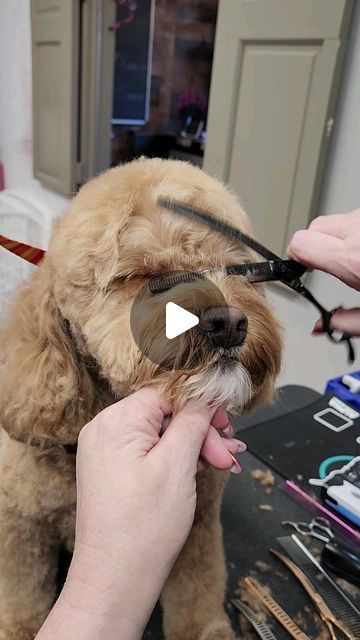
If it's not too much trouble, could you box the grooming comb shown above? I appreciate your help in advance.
[149,270,206,293]
[270,547,356,640]
[243,576,311,640]
[157,197,355,362]
[232,599,279,640]
[277,535,360,637]
[148,261,306,294]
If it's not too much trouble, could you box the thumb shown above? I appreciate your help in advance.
[313,308,360,337]
[158,402,217,469]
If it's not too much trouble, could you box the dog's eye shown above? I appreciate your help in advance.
[113,272,159,285]
[129,273,153,280]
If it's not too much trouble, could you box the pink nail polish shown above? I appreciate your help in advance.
[229,452,242,474]
[236,440,247,452]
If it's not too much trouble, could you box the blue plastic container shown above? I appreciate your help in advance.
[325,370,360,411]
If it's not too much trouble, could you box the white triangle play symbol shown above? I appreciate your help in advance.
[165,302,199,339]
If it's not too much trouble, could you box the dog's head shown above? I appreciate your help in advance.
[47,158,282,414]
[0,158,282,444]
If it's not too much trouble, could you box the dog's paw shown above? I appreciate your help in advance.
[199,620,236,640]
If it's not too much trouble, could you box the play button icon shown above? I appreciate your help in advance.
[165,302,199,339]
[130,270,229,371]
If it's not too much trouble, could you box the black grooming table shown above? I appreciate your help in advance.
[144,385,360,639]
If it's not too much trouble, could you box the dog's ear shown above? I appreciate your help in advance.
[0,268,95,445]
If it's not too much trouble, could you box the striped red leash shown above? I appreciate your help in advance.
[0,234,45,266]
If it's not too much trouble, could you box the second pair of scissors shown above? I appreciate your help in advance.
[282,516,334,543]
[282,517,360,585]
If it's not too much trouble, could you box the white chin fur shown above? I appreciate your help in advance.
[185,362,253,410]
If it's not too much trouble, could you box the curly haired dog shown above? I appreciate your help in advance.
[0,158,282,640]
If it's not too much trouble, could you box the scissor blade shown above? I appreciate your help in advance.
[148,261,307,294]
[228,261,307,283]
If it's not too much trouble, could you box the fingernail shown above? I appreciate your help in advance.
[223,422,234,436]
[229,452,242,474]
[236,440,247,452]
[311,328,324,335]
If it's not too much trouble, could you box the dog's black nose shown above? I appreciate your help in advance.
[198,306,248,348]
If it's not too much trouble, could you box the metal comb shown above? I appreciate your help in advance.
[232,599,279,640]
[277,535,360,637]
[243,576,311,640]
[148,261,306,293]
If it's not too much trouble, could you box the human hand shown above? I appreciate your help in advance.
[58,388,245,639]
[287,210,360,336]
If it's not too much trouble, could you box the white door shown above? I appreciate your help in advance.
[204,0,354,254]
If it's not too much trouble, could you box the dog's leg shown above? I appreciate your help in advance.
[161,469,235,640]
[0,503,59,640]
[0,438,75,640]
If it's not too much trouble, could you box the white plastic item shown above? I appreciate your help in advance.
[342,374,360,394]
[0,191,54,246]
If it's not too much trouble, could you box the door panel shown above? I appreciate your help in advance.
[79,0,116,183]
[31,0,79,196]
[229,43,320,250]
[204,0,354,254]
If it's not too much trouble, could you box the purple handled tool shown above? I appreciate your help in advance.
[282,480,360,548]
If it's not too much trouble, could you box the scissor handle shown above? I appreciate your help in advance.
[281,520,309,535]
[312,516,334,539]
[292,283,356,363]
[281,520,330,542]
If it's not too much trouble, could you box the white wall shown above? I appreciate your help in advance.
[0,1,70,321]
[272,1,360,392]
[0,0,69,220]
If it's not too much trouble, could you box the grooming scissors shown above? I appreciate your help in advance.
[282,518,360,586]
[271,547,357,640]
[278,535,360,635]
[282,516,334,543]
[154,198,355,363]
